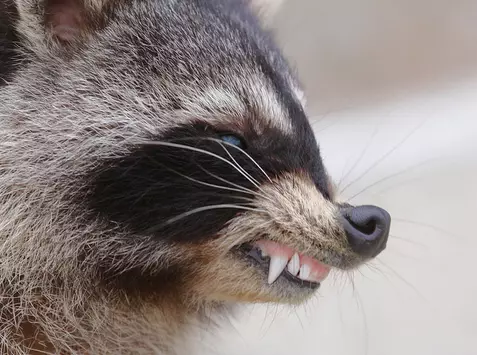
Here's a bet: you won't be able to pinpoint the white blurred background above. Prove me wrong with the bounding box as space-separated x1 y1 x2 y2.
197 2 477 354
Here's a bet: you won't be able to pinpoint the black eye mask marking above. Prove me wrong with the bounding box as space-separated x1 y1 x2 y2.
87 121 329 243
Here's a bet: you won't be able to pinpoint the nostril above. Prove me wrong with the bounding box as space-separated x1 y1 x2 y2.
340 205 391 258
348 219 377 236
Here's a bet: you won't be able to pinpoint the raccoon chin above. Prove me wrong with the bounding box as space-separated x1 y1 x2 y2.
189 242 332 305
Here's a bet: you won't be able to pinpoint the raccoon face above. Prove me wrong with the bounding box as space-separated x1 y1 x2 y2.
4 0 391 307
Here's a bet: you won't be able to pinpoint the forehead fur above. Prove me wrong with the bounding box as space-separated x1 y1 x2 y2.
8 0 302 138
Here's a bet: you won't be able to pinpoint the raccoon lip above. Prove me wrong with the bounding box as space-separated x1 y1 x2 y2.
241 240 331 286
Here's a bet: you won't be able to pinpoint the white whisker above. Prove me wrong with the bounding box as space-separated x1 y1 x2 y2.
340 118 428 194
338 123 380 189
205 138 273 183
346 158 438 201
218 220 273 253
215 141 276 200
163 204 266 226
389 234 427 249
392 218 460 239
153 163 259 199
140 141 261 189
375 258 426 301
196 165 276 204
216 141 260 186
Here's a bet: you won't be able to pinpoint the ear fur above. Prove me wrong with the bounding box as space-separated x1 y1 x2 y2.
247 0 286 24
14 0 108 47
13 0 286 50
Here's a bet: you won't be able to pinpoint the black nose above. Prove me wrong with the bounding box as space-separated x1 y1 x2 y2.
340 205 391 258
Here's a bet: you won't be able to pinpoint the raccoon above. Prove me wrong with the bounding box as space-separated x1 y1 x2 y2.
0 0 391 353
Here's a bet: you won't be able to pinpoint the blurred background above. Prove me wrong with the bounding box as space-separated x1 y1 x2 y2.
198 1 477 354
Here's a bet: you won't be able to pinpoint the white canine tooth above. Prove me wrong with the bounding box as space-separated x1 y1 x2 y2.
287 253 300 276
260 249 268 258
268 255 288 284
298 264 311 280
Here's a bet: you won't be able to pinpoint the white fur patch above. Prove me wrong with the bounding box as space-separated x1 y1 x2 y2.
245 76 294 134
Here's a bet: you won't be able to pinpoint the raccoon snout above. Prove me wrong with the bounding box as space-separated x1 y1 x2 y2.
340 205 391 258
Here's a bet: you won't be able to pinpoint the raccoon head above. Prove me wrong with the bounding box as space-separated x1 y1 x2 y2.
3 0 391 313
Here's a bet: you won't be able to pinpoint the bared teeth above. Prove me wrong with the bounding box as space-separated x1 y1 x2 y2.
254 241 331 285
287 253 300 276
268 255 288 284
298 264 311 280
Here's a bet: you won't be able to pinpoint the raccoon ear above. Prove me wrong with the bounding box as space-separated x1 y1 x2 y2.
15 0 106 44
43 0 89 42
247 0 286 23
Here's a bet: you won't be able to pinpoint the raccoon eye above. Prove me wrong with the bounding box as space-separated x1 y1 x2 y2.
220 134 246 149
